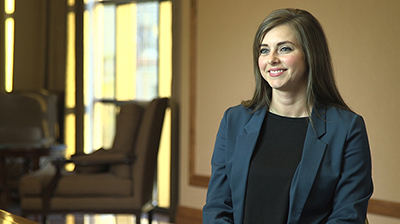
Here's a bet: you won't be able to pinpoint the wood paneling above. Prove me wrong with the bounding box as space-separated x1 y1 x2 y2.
188 0 210 188
175 206 202 224
368 198 400 219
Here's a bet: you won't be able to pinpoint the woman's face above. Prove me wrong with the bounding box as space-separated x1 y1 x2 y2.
258 25 307 94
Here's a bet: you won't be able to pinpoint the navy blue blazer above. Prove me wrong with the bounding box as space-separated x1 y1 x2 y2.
203 105 373 224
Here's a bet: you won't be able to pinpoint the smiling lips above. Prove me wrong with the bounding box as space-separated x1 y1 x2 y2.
268 68 287 77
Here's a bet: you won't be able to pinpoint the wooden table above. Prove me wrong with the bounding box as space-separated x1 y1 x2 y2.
0 209 39 224
0 145 65 209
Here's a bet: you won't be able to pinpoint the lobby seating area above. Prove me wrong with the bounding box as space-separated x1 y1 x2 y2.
19 98 169 224
0 90 65 207
0 93 171 224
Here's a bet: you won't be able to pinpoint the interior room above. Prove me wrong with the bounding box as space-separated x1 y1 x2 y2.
1 0 400 224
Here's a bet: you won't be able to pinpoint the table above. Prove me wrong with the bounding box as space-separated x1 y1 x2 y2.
0 145 65 209
0 209 39 224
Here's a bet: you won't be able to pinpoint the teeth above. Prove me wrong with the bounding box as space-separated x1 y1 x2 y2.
270 70 284 74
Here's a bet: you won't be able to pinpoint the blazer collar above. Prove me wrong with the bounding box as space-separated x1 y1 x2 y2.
288 105 329 223
244 107 267 133
309 105 327 139
231 106 266 222
244 105 327 136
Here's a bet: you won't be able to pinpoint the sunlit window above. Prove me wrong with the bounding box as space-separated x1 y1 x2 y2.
66 0 172 209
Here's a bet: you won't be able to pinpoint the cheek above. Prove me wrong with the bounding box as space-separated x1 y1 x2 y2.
283 56 296 66
258 58 269 81
258 57 267 71
285 55 306 73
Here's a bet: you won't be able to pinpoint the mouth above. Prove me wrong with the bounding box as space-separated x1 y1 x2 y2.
268 69 287 77
269 69 286 74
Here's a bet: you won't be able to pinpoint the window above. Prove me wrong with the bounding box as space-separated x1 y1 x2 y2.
65 0 172 209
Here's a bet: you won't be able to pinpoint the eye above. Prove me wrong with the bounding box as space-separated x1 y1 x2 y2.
279 46 293 53
260 48 269 55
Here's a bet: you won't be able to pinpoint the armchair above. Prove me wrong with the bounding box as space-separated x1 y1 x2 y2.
0 90 62 205
19 97 169 224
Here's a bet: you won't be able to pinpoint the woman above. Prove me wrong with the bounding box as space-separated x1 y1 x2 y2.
202 8 373 224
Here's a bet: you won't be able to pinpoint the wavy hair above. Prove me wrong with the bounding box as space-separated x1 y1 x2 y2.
242 8 351 113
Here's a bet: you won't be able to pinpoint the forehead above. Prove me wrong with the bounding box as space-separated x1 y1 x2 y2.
261 25 299 45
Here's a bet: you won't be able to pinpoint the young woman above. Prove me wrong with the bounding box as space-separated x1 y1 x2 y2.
203 8 373 224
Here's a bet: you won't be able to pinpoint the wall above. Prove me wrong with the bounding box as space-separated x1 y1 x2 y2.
13 0 46 90
176 0 400 223
2 0 66 92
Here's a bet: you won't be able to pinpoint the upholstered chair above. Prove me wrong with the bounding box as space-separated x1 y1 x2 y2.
19 98 169 224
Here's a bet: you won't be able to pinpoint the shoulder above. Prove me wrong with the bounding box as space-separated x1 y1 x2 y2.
324 106 364 122
219 104 265 130
321 106 367 131
224 104 252 117
222 104 261 122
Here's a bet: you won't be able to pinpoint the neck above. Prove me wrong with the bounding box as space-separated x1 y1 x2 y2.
269 90 311 118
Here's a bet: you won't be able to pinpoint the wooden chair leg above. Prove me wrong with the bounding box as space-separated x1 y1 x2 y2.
42 215 47 224
135 212 141 224
148 210 153 224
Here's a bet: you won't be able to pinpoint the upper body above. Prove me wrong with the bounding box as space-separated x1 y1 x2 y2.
202 104 373 223
203 8 373 224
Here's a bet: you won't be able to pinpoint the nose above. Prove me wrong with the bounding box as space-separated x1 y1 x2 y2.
267 52 279 65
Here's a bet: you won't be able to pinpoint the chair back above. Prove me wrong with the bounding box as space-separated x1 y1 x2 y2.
107 103 145 178
131 97 168 206
112 103 145 154
16 90 59 145
0 92 50 147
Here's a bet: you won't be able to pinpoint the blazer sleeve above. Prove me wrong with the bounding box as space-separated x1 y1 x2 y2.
327 115 373 223
203 109 234 224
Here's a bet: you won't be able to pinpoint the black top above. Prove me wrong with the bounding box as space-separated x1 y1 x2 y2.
243 112 308 224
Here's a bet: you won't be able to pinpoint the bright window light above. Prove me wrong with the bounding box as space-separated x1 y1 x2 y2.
5 0 15 14
5 18 14 92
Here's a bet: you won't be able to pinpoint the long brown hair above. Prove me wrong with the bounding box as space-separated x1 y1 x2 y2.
242 8 351 113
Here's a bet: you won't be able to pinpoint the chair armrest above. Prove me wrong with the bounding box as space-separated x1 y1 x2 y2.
42 153 136 211
71 153 136 166
69 148 136 166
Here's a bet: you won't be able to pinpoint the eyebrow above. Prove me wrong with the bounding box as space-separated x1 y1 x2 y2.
260 41 294 47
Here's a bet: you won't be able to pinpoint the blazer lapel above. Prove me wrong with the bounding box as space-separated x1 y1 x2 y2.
230 107 266 223
287 107 328 223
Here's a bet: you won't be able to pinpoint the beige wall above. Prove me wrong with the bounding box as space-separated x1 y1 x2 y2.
177 0 400 223
2 0 66 92
11 0 47 90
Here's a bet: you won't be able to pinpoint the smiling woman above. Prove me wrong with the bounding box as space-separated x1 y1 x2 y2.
183 0 400 223
203 8 373 224
258 25 308 116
